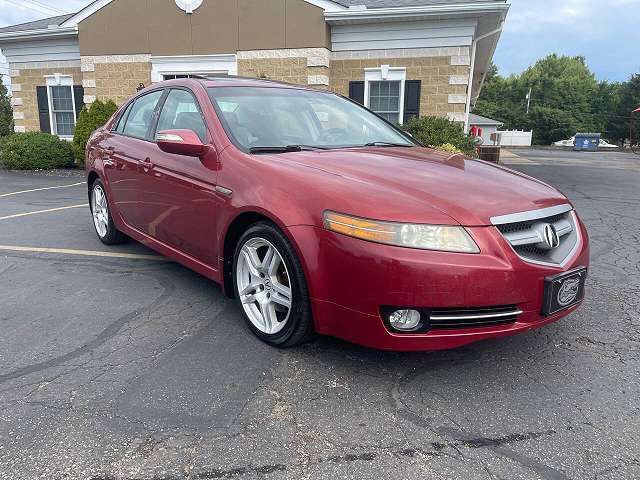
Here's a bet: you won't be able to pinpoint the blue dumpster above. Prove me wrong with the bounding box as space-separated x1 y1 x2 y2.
573 133 601 152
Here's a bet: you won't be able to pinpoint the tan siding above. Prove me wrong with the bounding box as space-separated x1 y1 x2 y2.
79 0 329 56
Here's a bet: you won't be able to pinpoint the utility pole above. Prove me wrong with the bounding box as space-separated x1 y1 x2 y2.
526 87 532 114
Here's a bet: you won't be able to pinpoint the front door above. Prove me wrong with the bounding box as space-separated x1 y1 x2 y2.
138 88 220 266
102 90 164 231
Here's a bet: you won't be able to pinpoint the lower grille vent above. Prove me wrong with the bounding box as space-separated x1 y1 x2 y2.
429 305 522 329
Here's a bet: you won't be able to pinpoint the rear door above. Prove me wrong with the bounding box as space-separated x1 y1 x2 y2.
102 90 165 231
139 88 220 265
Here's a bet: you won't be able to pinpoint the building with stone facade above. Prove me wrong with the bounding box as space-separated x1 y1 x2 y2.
0 0 508 139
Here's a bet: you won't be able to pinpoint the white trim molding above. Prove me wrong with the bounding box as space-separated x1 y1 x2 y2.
364 65 407 125
150 54 237 82
325 3 510 24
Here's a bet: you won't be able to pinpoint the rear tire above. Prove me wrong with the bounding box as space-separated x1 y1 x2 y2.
232 222 314 347
90 179 127 245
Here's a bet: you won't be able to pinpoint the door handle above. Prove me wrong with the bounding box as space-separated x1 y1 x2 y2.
140 157 154 170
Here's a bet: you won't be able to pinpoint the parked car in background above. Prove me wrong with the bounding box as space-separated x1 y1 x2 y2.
86 77 590 351
553 136 618 149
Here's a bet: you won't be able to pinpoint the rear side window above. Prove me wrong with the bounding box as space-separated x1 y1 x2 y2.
121 90 164 139
156 89 207 142
114 102 134 133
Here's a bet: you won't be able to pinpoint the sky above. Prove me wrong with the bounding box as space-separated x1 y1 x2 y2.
1 0 639 88
493 0 640 81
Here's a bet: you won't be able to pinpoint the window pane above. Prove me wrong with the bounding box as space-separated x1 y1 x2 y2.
115 102 134 133
51 86 74 111
122 90 164 139
156 89 207 142
368 80 400 124
55 112 75 136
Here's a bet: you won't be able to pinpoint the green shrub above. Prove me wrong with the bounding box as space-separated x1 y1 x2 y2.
404 116 476 156
436 143 465 155
0 132 74 170
72 99 118 166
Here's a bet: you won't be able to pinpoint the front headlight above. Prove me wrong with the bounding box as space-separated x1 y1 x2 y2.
323 211 479 253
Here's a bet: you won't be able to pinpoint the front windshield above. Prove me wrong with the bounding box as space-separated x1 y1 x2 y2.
207 86 415 151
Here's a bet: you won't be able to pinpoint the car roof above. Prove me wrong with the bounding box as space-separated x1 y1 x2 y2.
157 76 318 91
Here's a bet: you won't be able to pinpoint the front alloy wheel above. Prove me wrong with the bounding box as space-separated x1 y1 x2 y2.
90 179 126 245
233 223 314 347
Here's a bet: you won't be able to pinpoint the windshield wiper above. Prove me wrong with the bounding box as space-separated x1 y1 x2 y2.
249 145 329 154
363 141 414 148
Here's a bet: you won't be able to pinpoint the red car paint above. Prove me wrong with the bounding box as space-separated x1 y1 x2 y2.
86 78 589 351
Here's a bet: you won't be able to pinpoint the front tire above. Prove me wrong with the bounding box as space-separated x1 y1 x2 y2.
90 179 127 245
232 222 314 347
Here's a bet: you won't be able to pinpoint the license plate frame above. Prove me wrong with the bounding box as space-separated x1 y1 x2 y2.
542 267 587 316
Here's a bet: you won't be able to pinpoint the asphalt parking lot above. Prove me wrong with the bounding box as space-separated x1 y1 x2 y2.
1 149 639 480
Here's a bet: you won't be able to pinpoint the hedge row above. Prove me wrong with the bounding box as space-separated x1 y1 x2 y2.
0 99 118 170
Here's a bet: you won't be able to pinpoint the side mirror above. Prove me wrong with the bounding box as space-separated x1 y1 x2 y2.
156 129 206 157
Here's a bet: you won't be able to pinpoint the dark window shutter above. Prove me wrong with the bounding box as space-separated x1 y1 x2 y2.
73 85 85 118
36 86 51 134
403 80 421 124
348 81 365 105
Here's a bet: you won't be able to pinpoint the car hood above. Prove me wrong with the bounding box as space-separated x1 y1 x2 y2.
280 147 569 226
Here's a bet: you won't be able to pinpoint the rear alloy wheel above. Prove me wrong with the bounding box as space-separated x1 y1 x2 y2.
90 179 127 245
233 223 314 347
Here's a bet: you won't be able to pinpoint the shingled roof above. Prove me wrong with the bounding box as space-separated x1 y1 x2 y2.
0 14 74 34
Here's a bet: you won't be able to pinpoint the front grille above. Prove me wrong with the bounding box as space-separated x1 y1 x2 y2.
429 305 521 329
492 205 579 266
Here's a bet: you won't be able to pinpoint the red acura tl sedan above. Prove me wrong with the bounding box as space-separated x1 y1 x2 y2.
86 77 589 351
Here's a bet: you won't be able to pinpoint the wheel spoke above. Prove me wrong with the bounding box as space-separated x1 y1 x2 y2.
272 282 291 303
271 292 291 309
242 293 258 305
260 301 277 333
240 282 260 296
267 251 281 276
262 246 275 272
241 250 261 278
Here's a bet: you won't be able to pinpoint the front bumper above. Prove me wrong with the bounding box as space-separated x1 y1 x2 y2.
288 218 589 351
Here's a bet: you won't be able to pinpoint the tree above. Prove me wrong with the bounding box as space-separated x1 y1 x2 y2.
0 81 13 137
610 73 640 143
473 54 630 145
72 99 118 166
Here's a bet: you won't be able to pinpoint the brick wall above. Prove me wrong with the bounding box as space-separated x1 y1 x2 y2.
331 48 470 121
9 61 82 133
81 55 152 106
237 48 331 88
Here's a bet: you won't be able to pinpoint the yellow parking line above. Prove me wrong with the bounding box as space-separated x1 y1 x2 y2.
0 204 88 221
0 245 168 261
0 182 85 198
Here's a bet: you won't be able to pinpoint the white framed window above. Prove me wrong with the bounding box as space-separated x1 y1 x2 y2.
151 55 237 83
45 74 77 138
364 66 406 125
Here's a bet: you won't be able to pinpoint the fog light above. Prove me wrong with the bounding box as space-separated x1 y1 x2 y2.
389 309 422 331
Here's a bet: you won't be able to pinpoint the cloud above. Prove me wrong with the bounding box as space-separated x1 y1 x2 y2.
495 0 640 81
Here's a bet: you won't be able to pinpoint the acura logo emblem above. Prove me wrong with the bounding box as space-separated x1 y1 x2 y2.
543 224 560 249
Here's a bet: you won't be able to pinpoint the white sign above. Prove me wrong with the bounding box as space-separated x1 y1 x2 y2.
175 0 203 13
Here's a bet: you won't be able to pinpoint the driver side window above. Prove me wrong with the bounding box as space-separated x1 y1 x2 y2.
156 89 208 143
121 90 163 140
